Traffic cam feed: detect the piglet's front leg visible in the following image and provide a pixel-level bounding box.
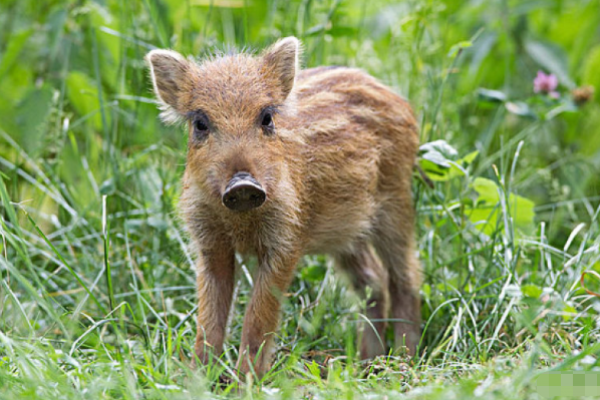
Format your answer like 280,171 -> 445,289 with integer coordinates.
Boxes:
236,251 -> 299,378
195,247 -> 235,366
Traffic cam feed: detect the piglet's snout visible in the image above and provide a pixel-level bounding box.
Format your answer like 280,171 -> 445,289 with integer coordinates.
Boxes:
222,172 -> 266,212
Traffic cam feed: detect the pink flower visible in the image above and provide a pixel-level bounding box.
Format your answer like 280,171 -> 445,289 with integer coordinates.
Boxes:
533,71 -> 559,98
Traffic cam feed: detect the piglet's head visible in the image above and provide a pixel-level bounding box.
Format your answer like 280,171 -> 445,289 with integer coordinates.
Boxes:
146,37 -> 300,212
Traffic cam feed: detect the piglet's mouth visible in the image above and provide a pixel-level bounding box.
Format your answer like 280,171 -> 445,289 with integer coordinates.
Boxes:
222,172 -> 266,212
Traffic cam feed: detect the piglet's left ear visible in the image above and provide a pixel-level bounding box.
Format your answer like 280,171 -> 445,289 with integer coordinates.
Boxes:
261,37 -> 301,100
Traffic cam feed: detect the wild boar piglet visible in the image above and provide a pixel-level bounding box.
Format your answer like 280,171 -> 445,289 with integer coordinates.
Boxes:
146,37 -> 421,377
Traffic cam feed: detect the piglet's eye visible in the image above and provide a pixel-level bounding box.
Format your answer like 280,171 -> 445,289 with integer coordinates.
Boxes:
258,106 -> 277,135
195,119 -> 208,132
191,113 -> 210,142
261,112 -> 273,127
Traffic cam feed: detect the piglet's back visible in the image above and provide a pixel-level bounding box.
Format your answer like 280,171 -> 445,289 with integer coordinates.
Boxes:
281,66 -> 419,253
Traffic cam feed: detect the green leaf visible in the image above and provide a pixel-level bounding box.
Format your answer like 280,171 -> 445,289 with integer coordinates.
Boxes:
66,71 -> 103,130
420,140 -> 459,160
418,140 -> 458,182
512,195 -> 536,234
99,179 -> 115,195
467,178 -> 536,236
422,283 -> 431,300
0,29 -> 32,79
448,40 -> 472,58
304,24 -> 326,37
419,159 -> 450,181
447,151 -> 479,179
419,141 -> 477,182
147,215 -> 168,231
477,88 -> 507,103
306,360 -> 322,382
301,265 -> 327,283
562,305 -> 577,321
327,26 -> 359,37
421,150 -> 451,169
15,85 -> 56,156
521,284 -> 542,299
545,101 -> 579,120
505,101 -> 537,119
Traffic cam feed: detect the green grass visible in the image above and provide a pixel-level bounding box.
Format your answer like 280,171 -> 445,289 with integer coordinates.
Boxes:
2,0 -> 600,398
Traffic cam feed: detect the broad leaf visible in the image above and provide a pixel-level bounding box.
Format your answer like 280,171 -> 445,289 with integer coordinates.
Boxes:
419,141 -> 478,182
478,88 -> 507,103
467,177 -> 535,236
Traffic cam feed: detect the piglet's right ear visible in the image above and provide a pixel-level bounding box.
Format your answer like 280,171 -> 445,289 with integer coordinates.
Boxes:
146,49 -> 193,115
262,37 -> 301,100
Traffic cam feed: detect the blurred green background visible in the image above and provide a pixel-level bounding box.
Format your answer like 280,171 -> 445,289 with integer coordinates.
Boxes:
2,0 -> 600,398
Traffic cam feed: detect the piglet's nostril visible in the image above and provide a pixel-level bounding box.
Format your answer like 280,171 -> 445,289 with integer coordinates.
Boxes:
222,172 -> 266,212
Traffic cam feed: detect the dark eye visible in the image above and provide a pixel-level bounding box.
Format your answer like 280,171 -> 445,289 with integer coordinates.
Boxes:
260,109 -> 275,135
192,114 -> 210,141
261,112 -> 273,127
195,119 -> 208,132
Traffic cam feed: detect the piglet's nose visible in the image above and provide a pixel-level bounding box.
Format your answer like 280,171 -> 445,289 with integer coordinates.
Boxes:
222,172 -> 266,212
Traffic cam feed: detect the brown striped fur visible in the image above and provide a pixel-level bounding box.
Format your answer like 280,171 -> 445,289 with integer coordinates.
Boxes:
146,37 -> 421,378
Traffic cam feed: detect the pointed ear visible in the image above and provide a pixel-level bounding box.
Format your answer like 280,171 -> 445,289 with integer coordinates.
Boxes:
262,37 -> 301,99
146,49 -> 194,114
